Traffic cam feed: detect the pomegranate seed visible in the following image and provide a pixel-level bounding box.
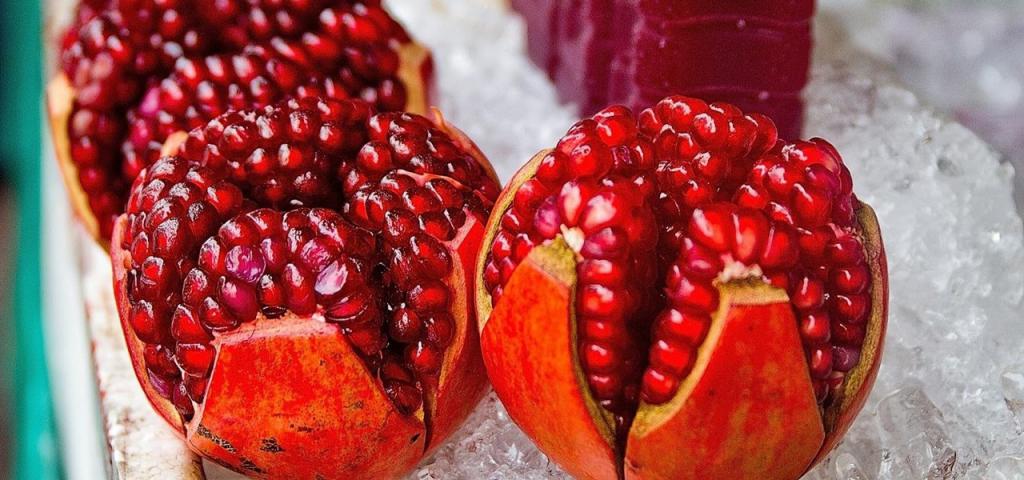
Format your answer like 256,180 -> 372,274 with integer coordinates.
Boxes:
799,311 -> 832,345
406,341 -> 442,374
648,339 -> 695,377
171,305 -> 212,343
176,343 -> 215,376
792,276 -> 825,311
640,368 -> 679,405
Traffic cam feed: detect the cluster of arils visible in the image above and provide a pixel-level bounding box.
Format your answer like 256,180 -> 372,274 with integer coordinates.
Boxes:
57,0 -> 429,238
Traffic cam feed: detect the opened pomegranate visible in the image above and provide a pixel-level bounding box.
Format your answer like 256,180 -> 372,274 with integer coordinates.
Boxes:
476,96 -> 887,479
50,0 -> 432,243
112,97 -> 496,478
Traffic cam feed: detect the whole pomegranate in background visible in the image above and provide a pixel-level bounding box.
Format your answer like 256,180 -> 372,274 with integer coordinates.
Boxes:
49,0 -> 433,243
476,96 -> 887,479
111,97 -> 497,478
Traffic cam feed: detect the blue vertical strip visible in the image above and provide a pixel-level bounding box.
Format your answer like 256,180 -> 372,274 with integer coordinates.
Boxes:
2,1 -> 62,479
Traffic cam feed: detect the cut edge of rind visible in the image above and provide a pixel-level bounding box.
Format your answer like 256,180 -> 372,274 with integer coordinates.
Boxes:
475,149 -> 548,327
48,74 -> 104,246
812,201 -> 888,466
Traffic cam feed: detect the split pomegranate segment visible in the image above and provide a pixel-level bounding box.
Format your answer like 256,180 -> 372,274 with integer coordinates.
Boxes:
53,0 -> 432,241
477,96 -> 887,479
113,98 -> 495,478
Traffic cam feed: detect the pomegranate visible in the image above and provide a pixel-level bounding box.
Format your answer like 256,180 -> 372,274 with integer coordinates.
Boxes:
49,0 -> 433,243
111,97 -> 497,478
476,96 -> 887,479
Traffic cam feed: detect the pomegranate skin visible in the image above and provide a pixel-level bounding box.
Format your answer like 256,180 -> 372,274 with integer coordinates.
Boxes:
624,283 -> 825,479
475,100 -> 888,480
511,0 -> 813,139
816,204 -> 888,465
480,235 -> 619,480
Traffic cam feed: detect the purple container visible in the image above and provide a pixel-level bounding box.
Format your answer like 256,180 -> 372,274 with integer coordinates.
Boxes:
513,0 -> 814,139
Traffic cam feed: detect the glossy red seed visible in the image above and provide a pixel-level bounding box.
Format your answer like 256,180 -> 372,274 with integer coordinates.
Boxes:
143,344 -> 179,378
384,380 -> 422,415
325,292 -> 372,322
648,340 -> 694,377
219,277 -> 260,321
732,208 -> 768,264
578,284 -> 627,318
408,282 -> 449,312
669,276 -> 719,313
406,341 -> 442,374
688,205 -> 735,252
176,343 -> 215,376
640,368 -> 679,404
826,235 -> 865,265
792,276 -> 825,311
171,305 -> 211,343
760,224 -> 799,269
832,320 -> 866,346
423,314 -> 454,347
654,309 -> 709,346
831,265 -> 870,294
389,308 -> 422,343
130,301 -> 166,344
833,294 -> 870,324
581,342 -> 617,374
832,346 -> 861,372
799,311 -> 831,345
808,347 -> 833,379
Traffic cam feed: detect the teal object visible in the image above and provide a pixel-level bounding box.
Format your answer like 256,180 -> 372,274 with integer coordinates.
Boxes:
1,1 -> 63,479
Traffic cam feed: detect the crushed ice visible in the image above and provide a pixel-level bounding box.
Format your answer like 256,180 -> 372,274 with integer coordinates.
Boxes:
386,1 -> 1024,478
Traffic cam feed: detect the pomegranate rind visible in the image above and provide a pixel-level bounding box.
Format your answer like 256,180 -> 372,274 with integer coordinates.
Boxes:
481,238 -> 619,480
190,314 -> 426,479
399,42 -> 435,117
625,282 -> 825,480
111,215 -> 184,429
424,210 -> 491,452
475,150 -> 549,324
431,108 -> 499,183
48,74 -> 103,245
814,203 -> 888,464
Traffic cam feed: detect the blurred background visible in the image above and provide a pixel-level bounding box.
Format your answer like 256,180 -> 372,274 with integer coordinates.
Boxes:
1,0 -> 57,477
1,0 -> 1022,478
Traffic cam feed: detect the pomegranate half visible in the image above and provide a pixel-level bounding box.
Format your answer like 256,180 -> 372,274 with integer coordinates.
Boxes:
49,0 -> 433,244
476,96 -> 887,479
111,97 -> 497,478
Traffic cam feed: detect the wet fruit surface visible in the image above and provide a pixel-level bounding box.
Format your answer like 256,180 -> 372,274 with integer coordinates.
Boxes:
57,0 -> 431,240
113,98 -> 496,478
478,96 -> 887,479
